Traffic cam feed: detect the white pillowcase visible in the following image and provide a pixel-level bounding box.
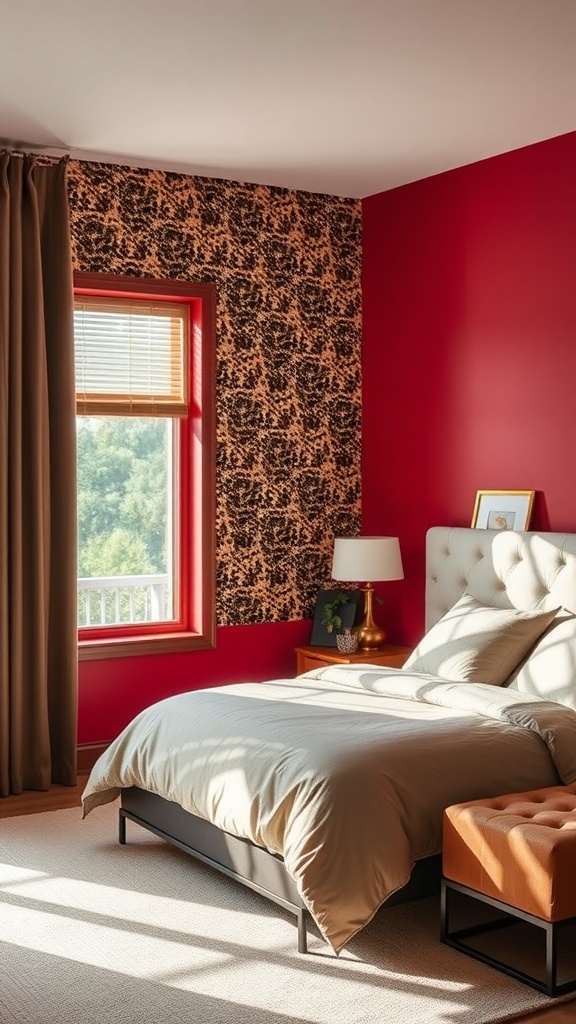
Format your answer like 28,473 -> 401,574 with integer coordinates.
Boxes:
403,593 -> 559,686
506,613 -> 576,710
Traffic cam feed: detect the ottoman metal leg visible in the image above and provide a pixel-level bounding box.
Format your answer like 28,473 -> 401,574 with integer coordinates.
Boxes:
441,878 -> 576,998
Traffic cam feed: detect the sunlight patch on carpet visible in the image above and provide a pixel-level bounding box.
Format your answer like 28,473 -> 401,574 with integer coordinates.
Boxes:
1,803 -> 575,1024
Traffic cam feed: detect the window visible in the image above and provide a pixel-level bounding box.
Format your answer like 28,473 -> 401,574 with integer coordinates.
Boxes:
74,273 -> 216,660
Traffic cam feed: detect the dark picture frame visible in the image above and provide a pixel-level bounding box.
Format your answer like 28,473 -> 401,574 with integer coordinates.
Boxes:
309,589 -> 363,647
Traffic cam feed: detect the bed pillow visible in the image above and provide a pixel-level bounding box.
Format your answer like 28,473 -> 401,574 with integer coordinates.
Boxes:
402,593 -> 559,686
505,613 -> 576,709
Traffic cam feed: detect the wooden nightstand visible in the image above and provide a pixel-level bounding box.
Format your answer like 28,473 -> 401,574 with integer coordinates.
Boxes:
295,643 -> 412,675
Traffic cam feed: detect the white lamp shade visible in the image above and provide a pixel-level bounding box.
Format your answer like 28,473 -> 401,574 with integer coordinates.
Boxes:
332,536 -> 404,583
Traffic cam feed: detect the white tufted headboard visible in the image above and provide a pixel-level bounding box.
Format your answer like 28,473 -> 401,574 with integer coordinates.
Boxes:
425,527 -> 576,631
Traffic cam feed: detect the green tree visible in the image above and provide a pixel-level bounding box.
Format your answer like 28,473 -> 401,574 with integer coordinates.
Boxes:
77,416 -> 169,579
79,530 -> 155,578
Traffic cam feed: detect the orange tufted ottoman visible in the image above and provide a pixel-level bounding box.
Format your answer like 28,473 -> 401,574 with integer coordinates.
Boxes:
441,785 -> 576,996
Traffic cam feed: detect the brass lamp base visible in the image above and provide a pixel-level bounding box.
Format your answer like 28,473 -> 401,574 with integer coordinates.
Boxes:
357,623 -> 387,651
357,582 -> 386,651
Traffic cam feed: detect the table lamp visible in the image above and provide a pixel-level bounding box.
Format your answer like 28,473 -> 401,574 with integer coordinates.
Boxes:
331,536 -> 404,650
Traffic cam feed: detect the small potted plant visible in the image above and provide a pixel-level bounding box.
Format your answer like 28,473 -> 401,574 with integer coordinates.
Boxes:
321,592 -> 359,653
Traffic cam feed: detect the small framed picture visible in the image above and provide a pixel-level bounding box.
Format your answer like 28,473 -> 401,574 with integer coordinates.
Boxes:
471,490 -> 535,531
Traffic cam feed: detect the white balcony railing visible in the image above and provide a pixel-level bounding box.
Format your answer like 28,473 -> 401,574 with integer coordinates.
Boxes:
78,574 -> 171,627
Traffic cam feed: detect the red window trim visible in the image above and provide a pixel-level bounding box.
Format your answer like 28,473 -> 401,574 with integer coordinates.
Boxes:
74,272 -> 216,661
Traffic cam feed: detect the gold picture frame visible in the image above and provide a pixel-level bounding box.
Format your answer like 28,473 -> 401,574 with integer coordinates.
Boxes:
471,490 -> 535,531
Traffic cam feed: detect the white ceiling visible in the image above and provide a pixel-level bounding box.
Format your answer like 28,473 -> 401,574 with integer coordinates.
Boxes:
2,0 -> 576,199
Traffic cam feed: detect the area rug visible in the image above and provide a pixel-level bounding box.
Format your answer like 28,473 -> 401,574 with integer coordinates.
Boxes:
0,803 -> 574,1024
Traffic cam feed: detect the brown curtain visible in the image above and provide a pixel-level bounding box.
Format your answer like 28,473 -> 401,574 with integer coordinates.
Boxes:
0,152 -> 77,795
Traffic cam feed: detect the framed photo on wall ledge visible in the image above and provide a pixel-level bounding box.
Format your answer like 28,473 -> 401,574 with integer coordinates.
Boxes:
471,490 -> 535,531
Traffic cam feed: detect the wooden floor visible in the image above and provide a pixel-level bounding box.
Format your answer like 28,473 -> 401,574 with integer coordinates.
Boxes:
0,783 -> 574,1024
0,776 -> 88,816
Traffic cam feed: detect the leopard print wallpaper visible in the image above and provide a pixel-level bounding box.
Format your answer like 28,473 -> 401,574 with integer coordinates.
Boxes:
67,161 -> 362,626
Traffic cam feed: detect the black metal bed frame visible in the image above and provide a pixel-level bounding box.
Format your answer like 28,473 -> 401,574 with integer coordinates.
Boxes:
120,787 -> 311,950
119,786 -> 442,953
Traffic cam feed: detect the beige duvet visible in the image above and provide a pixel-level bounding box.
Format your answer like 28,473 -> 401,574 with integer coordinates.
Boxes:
82,664 -> 576,952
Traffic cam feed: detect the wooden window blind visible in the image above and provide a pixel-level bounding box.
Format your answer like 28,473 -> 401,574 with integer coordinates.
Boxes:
74,295 -> 189,416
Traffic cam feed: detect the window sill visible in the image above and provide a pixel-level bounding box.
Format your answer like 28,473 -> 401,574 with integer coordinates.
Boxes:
78,630 -> 215,661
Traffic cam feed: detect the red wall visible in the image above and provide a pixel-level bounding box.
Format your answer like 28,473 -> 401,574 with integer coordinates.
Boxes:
78,619 -> 311,745
362,131 -> 576,645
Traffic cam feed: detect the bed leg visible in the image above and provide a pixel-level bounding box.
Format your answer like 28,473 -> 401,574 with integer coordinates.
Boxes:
119,809 -> 127,845
297,908 -> 308,954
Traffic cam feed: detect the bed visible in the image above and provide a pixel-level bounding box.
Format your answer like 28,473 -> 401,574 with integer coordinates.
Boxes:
82,527 -> 576,954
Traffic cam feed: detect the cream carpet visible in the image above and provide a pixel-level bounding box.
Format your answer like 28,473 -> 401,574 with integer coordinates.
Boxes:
0,803 -> 574,1024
